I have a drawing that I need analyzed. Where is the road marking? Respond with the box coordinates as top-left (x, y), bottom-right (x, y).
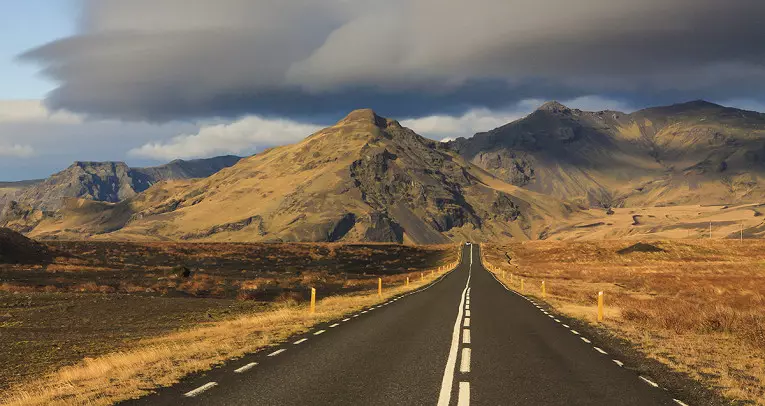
top-left (460, 348), bottom-right (471, 373)
top-left (465, 310), bottom-right (471, 317)
top-left (234, 363), bottom-right (257, 373)
top-left (342, 318), bottom-right (350, 322)
top-left (463, 318), bottom-right (471, 327)
top-left (458, 382), bottom-right (470, 406)
top-left (639, 376), bottom-right (660, 388)
top-left (184, 382), bottom-right (218, 397)
top-left (594, 347), bottom-right (607, 354)
top-left (554, 319), bottom-right (561, 322)
top-left (268, 349), bottom-right (286, 357)
top-left (570, 329), bottom-right (580, 335)
top-left (361, 310), bottom-right (368, 314)
top-left (581, 337), bottom-right (591, 343)
top-left (293, 338), bottom-right (308, 345)
top-left (673, 399), bottom-right (689, 406)
top-left (613, 359), bottom-right (624, 367)
top-left (313, 330), bottom-right (326, 336)
top-left (462, 329), bottom-right (471, 344)
top-left (548, 315), bottom-right (554, 318)
top-left (352, 314), bottom-right (359, 318)
top-left (329, 323), bottom-right (339, 328)
top-left (437, 248), bottom-right (472, 406)
top-left (562, 324), bottom-right (570, 328)
top-left (465, 304), bottom-right (470, 310)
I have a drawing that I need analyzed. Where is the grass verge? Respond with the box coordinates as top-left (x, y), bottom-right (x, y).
top-left (481, 241), bottom-right (765, 405)
top-left (3, 253), bottom-right (460, 406)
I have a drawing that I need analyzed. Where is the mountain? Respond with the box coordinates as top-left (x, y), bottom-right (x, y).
top-left (0, 179), bottom-right (43, 209)
top-left (450, 100), bottom-right (765, 208)
top-left (4, 155), bottom-right (242, 213)
top-left (21, 110), bottom-right (578, 243)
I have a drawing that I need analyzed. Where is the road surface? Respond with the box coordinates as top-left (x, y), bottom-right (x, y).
top-left (125, 244), bottom-right (686, 405)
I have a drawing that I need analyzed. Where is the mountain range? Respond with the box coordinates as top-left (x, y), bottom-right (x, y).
top-left (4, 101), bottom-right (765, 242)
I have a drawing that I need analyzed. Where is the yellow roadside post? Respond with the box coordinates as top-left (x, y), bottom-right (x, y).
top-left (541, 281), bottom-right (546, 298)
top-left (421, 272), bottom-right (424, 281)
top-left (597, 291), bottom-right (605, 322)
top-left (310, 288), bottom-right (316, 314)
top-left (520, 279), bottom-right (525, 293)
top-left (378, 278), bottom-right (382, 298)
top-left (406, 277), bottom-right (410, 287)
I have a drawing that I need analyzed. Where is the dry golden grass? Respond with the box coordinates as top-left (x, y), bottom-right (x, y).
top-left (482, 240), bottom-right (765, 404)
top-left (3, 257), bottom-right (460, 406)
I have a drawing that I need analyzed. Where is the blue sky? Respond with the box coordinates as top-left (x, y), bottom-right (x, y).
top-left (0, 0), bottom-right (76, 99)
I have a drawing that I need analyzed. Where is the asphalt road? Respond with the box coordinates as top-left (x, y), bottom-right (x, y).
top-left (124, 244), bottom-right (686, 405)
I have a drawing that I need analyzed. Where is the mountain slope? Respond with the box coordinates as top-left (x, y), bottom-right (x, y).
top-left (25, 110), bottom-right (579, 243)
top-left (450, 101), bottom-right (765, 208)
top-left (5, 155), bottom-right (242, 213)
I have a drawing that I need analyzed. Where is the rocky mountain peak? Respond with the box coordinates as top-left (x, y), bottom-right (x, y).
top-left (338, 108), bottom-right (394, 129)
top-left (536, 101), bottom-right (571, 114)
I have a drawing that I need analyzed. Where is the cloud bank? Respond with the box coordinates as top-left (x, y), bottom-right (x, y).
top-left (22, 0), bottom-right (765, 121)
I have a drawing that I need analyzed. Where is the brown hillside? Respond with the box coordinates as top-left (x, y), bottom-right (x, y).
top-left (26, 110), bottom-right (578, 243)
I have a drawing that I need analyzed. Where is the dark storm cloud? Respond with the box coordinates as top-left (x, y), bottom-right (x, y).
top-left (22, 0), bottom-right (765, 121)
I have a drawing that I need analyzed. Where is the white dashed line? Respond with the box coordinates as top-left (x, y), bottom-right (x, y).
top-left (457, 382), bottom-right (470, 406)
top-left (562, 324), bottom-right (570, 328)
top-left (268, 349), bottom-right (286, 357)
top-left (183, 382), bottom-right (218, 397)
top-left (352, 314), bottom-right (360, 318)
top-left (639, 376), bottom-right (660, 388)
top-left (293, 338), bottom-right (308, 345)
top-left (465, 304), bottom-right (470, 310)
top-left (329, 323), bottom-right (339, 328)
top-left (673, 399), bottom-right (689, 406)
top-left (570, 329), bottom-right (580, 335)
top-left (460, 348), bottom-right (471, 373)
top-left (234, 363), bottom-right (257, 373)
top-left (463, 318), bottom-right (471, 327)
top-left (361, 311), bottom-right (368, 314)
top-left (462, 329), bottom-right (471, 344)
top-left (342, 318), bottom-right (350, 322)
top-left (313, 330), bottom-right (326, 336)
top-left (554, 319), bottom-right (560, 323)
top-left (437, 247), bottom-right (472, 406)
top-left (465, 310), bottom-right (471, 317)
top-left (594, 347), bottom-right (607, 354)
top-left (581, 337), bottom-right (591, 344)
top-left (613, 359), bottom-right (624, 367)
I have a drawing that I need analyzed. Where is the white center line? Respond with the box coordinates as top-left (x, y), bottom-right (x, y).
top-left (313, 330), bottom-right (326, 335)
top-left (457, 382), bottom-right (470, 406)
top-left (293, 338), bottom-right (308, 345)
top-left (268, 349), bottom-right (286, 357)
top-left (329, 323), bottom-right (339, 328)
top-left (462, 329), bottom-right (471, 344)
top-left (465, 304), bottom-right (470, 310)
top-left (234, 362), bottom-right (258, 373)
top-left (463, 318), bottom-right (471, 327)
top-left (183, 382), bottom-right (218, 397)
top-left (639, 376), bottom-right (660, 388)
top-left (594, 347), bottom-right (608, 354)
top-left (460, 348), bottom-right (471, 373)
top-left (437, 247), bottom-right (472, 406)
top-left (465, 310), bottom-right (471, 317)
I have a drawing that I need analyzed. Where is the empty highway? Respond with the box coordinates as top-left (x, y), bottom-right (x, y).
top-left (125, 244), bottom-right (686, 406)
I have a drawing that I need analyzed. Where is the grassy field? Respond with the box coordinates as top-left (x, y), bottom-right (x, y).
top-left (483, 240), bottom-right (765, 404)
top-left (0, 241), bottom-right (458, 404)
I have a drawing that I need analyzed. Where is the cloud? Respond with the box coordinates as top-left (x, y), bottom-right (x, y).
top-left (403, 96), bottom-right (633, 140)
top-left (21, 0), bottom-right (765, 121)
top-left (0, 100), bottom-right (82, 124)
top-left (0, 144), bottom-right (35, 158)
top-left (129, 116), bottom-right (321, 160)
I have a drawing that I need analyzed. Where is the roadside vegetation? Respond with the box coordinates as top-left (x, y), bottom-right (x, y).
top-left (0, 239), bottom-right (458, 405)
top-left (483, 240), bottom-right (765, 405)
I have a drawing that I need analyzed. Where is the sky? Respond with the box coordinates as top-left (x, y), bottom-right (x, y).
top-left (2, 0), bottom-right (765, 181)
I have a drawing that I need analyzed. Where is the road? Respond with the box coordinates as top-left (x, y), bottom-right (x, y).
top-left (125, 244), bottom-right (686, 405)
